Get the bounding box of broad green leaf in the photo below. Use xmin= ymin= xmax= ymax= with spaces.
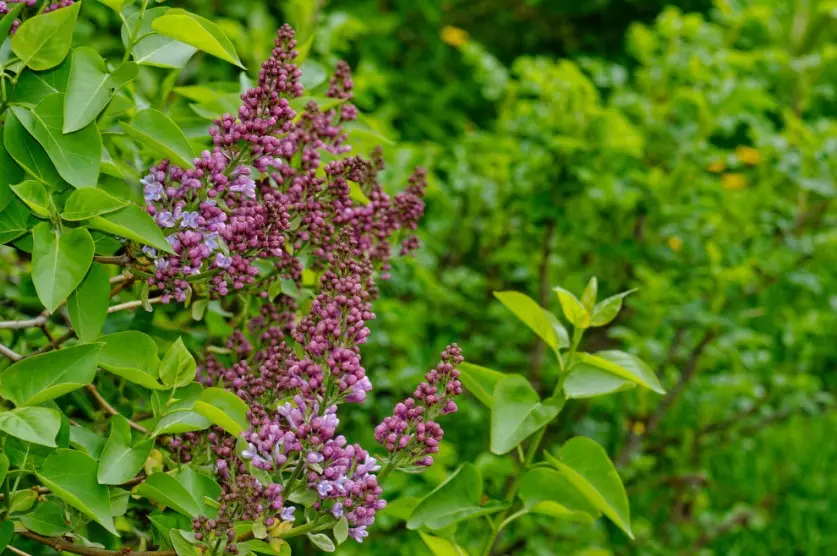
xmin=494 ymin=291 xmax=568 ymax=353
xmin=170 ymin=529 xmax=200 ymax=556
xmin=67 ymin=263 xmax=110 ymax=343
xmin=10 ymin=180 xmax=51 ymax=218
xmin=20 ymin=500 xmax=73 ymax=536
xmin=135 ymin=472 xmax=203 ymax=517
xmin=0 ymin=198 xmax=35 ymax=245
xmin=564 ymin=362 xmax=636 ymax=399
xmin=0 ymin=343 xmax=101 ymax=407
xmin=62 ymin=188 xmax=128 ymax=221
xmin=548 ymin=437 xmax=633 ymax=539
xmin=418 ymin=532 xmax=469 ymax=556
xmin=458 ymin=362 xmax=504 ymax=409
xmin=333 ymin=516 xmax=349 ymax=545
xmin=11 ymin=95 xmax=102 ymax=189
xmin=122 ymin=8 xmax=197 ymax=69
xmin=151 ymin=9 xmax=244 ymax=68
xmin=174 ymin=466 xmax=221 ymax=518
xmin=576 ymin=351 xmax=665 ymax=394
xmin=518 ymin=468 xmax=599 ymax=523
xmin=151 ymin=410 xmax=212 ymax=437
xmin=10 ymin=489 xmax=37 ymax=514
xmin=195 ymin=387 xmax=249 ymax=437
xmin=120 ymin=109 xmax=195 ymax=168
xmin=0 ymin=144 xmax=24 ymax=212
xmin=590 ymin=289 xmax=637 ymax=327
xmin=70 ymin=424 xmax=106 ymax=458
xmin=407 ymin=463 xmax=508 ymax=530
xmin=0 ymin=407 xmax=62 ymax=447
xmin=36 ymin=449 xmax=117 ymax=535
xmin=98 ymin=331 xmax=165 ymax=389
xmin=8 ymin=62 xmax=71 ymax=106
xmin=3 ymin=112 xmax=66 ymax=189
xmin=306 ymin=533 xmax=335 ymax=552
xmin=490 ymin=375 xmax=561 ymax=455
xmin=553 ymin=286 xmax=590 ymax=328
xmin=11 ymin=1 xmax=80 ymax=71
xmin=98 ymin=415 xmax=154 ymax=485
xmin=31 ymin=222 xmax=94 ymax=312
xmin=0 ymin=3 xmax=23 ymax=39
xmin=64 ymin=48 xmax=137 ymax=133
xmin=159 ymin=337 xmax=197 ymax=388
xmin=0 ymin=521 xmax=12 ymax=554
xmin=87 ymin=204 xmax=174 ymax=253
xmin=0 ymin=453 xmax=8 ymax=485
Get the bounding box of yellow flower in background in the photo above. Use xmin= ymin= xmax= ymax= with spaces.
xmin=441 ymin=26 xmax=469 ymax=48
xmin=721 ymin=172 xmax=748 ymax=190
xmin=668 ymin=236 xmax=683 ymax=252
xmin=706 ymin=160 xmax=726 ymax=173
xmin=632 ymin=421 xmax=646 ymax=436
xmin=735 ymin=145 xmax=762 ymax=165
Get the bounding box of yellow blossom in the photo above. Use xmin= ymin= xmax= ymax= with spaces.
xmin=706 ymin=160 xmax=726 ymax=173
xmin=668 ymin=236 xmax=683 ymax=252
xmin=441 ymin=26 xmax=469 ymax=48
xmin=721 ymin=172 xmax=748 ymax=190
xmin=632 ymin=421 xmax=646 ymax=435
xmin=735 ymin=145 xmax=762 ymax=165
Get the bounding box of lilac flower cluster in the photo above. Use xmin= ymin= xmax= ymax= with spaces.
xmin=375 ymin=344 xmax=464 ymax=466
xmin=139 ymin=24 xmax=424 ymax=304
xmin=159 ymin=24 xmax=464 ymax=553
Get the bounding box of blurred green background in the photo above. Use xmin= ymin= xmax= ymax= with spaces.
xmin=75 ymin=0 xmax=837 ymax=554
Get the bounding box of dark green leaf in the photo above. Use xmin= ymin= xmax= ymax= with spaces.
xmin=0 ymin=407 xmax=62 ymax=447
xmin=0 ymin=343 xmax=101 ymax=406
xmin=0 ymin=521 xmax=12 ymax=554
xmin=3 ymin=112 xmax=67 ymax=189
xmin=67 ymin=263 xmax=110 ymax=343
xmin=159 ymin=337 xmax=197 ymax=388
xmin=11 ymin=1 xmax=80 ymax=71
xmin=0 ymin=144 xmax=25 ymax=212
xmin=135 ymin=472 xmax=203 ymax=517
xmin=36 ymin=449 xmax=117 ymax=535
xmin=0 ymin=198 xmax=35 ymax=245
xmin=120 ymin=109 xmax=195 ymax=168
xmin=70 ymin=424 xmax=106 ymax=458
xmin=20 ymin=501 xmax=73 ymax=536
xmin=490 ymin=375 xmax=561 ymax=455
xmin=98 ymin=331 xmax=165 ymax=389
xmin=151 ymin=9 xmax=244 ymax=68
xmin=31 ymin=222 xmax=94 ymax=312
xmin=0 ymin=453 xmax=8 ymax=485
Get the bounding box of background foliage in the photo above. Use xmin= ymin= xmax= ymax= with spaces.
xmin=1 ymin=0 xmax=836 ymax=554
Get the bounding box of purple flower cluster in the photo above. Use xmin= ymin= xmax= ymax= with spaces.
xmin=375 ymin=344 xmax=464 ymax=466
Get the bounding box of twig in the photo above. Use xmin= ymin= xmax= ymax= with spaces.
xmin=0 ymin=343 xmax=22 ymax=361
xmin=6 ymin=546 xmax=33 ymax=556
xmin=29 ymin=331 xmax=75 ymax=356
xmin=19 ymin=532 xmax=175 ymax=556
xmin=93 ymin=255 xmax=132 ymax=265
xmin=107 ymin=297 xmax=163 ymax=314
xmin=0 ymin=315 xmax=47 ymax=330
xmin=86 ymin=384 xmax=148 ymax=434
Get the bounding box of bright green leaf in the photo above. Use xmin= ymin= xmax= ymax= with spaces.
xmin=87 ymin=204 xmax=174 ymax=253
xmin=3 ymin=112 xmax=67 ymax=189
xmin=458 ymin=362 xmax=504 ymax=409
xmin=123 ymin=8 xmax=197 ymax=69
xmin=518 ymin=468 xmax=599 ymax=523
xmin=159 ymin=337 xmax=197 ymax=388
xmin=418 ymin=532 xmax=469 ymax=556
xmin=11 ymin=1 xmax=80 ymax=71
xmin=8 ymin=62 xmax=71 ymax=107
xmin=194 ymin=387 xmax=249 ymax=437
xmin=306 ymin=533 xmax=335 ymax=552
xmin=31 ymin=222 xmax=94 ymax=312
xmin=151 ymin=410 xmax=212 ymax=437
xmin=20 ymin=500 xmax=72 ymax=536
xmin=0 ymin=198 xmax=35 ymax=245
xmin=494 ymin=291 xmax=568 ymax=352
xmin=10 ymin=180 xmax=51 ymax=218
xmin=98 ymin=415 xmax=154 ymax=485
xmin=98 ymin=331 xmax=165 ymax=389
xmin=491 ymin=375 xmax=561 ymax=455
xmin=553 ymin=286 xmax=590 ymax=328
xmin=67 ymin=263 xmax=110 ymax=343
xmin=576 ymin=351 xmax=665 ymax=394
xmin=151 ymin=9 xmax=244 ymax=68
xmin=120 ymin=109 xmax=195 ymax=168
xmin=0 ymin=407 xmax=62 ymax=447
xmin=136 ymin=472 xmax=203 ymax=517
xmin=63 ymin=47 xmax=136 ymax=133
xmin=590 ymin=289 xmax=637 ymax=327
xmin=62 ymin=188 xmax=128 ymax=221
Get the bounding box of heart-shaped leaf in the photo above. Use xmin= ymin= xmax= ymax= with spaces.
xmin=67 ymin=262 xmax=110 ymax=343
xmin=135 ymin=472 xmax=203 ymax=517
xmin=518 ymin=468 xmax=599 ymax=523
xmin=120 ymin=109 xmax=195 ymax=168
xmin=3 ymin=112 xmax=66 ymax=189
xmin=159 ymin=337 xmax=197 ymax=388
xmin=576 ymin=351 xmax=664 ymax=394
xmin=195 ymin=387 xmax=249 ymax=437
xmin=0 ymin=407 xmax=62 ymax=447
xmin=31 ymin=222 xmax=94 ymax=312
xmin=590 ymin=289 xmax=637 ymax=327
xmin=151 ymin=9 xmax=244 ymax=68
xmin=563 ymin=361 xmax=636 ymax=399
xmin=458 ymin=361 xmax=503 ymax=409
xmin=10 ymin=180 xmax=51 ymax=218
xmin=0 ymin=343 xmax=102 ymax=406
xmin=494 ymin=291 xmax=569 ymax=352
xmin=98 ymin=331 xmax=166 ymax=389
xmin=490 ymin=374 xmax=561 ymax=455
xmin=11 ymin=1 xmax=80 ymax=71
xmin=98 ymin=415 xmax=154 ymax=485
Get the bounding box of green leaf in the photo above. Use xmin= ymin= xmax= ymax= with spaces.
xmin=173 ymin=466 xmax=221 ymax=518
xmin=64 ymin=48 xmax=137 ymax=133
xmin=0 ymin=521 xmax=12 ymax=554
xmin=70 ymin=424 xmax=106 ymax=458
xmin=98 ymin=331 xmax=165 ymax=389
xmin=31 ymin=222 xmax=94 ymax=312
xmin=0 ymin=407 xmax=62 ymax=447
xmin=580 ymin=277 xmax=598 ymax=311
xmin=10 ymin=489 xmax=37 ymax=514
xmin=36 ymin=449 xmax=117 ymax=535
xmin=121 ymin=109 xmax=195 ymax=168
xmin=194 ymin=387 xmax=249 ymax=437
xmin=3 ymin=112 xmax=67 ymax=189
xmin=518 ymin=468 xmax=599 ymax=523
xmin=135 ymin=472 xmax=203 ymax=517
xmin=590 ymin=289 xmax=637 ymax=327
xmin=151 ymin=9 xmax=244 ymax=68
xmin=20 ymin=500 xmax=73 ymax=536
xmin=67 ymin=263 xmax=110 ymax=343
xmin=490 ymin=375 xmax=561 ymax=455
xmin=0 ymin=453 xmax=8 ymax=485
xmin=553 ymin=286 xmax=590 ymax=328
xmin=494 ymin=291 xmax=568 ymax=352
xmin=88 ymin=204 xmax=175 ymax=253
xmin=123 ymin=7 xmax=197 ymax=69
xmin=98 ymin=415 xmax=154 ymax=485
xmin=418 ymin=532 xmax=469 ymax=556
xmin=11 ymin=1 xmax=80 ymax=71
xmin=96 ymin=0 xmax=128 ymax=14
xmin=333 ymin=516 xmax=349 ymax=545
xmin=151 ymin=410 xmax=212 ymax=437
xmin=576 ymin=351 xmax=665 ymax=394
xmin=10 ymin=180 xmax=51 ymax=218
xmin=159 ymin=337 xmax=197 ymax=388
xmin=8 ymin=62 xmax=71 ymax=107
xmin=62 ymin=188 xmax=128 ymax=221
xmin=11 ymin=95 xmax=102 ymax=189
xmin=306 ymin=533 xmax=335 ymax=552
xmin=0 ymin=343 xmax=101 ymax=407
xmin=0 ymin=198 xmax=35 ymax=245
xmin=170 ymin=529 xmax=200 ymax=556
xmin=458 ymin=362 xmax=503 ymax=409
xmin=564 ymin=362 xmax=636 ymax=399
xmin=407 ymin=463 xmax=508 ymax=530
xmin=548 ymin=437 xmax=633 ymax=539
xmin=0 ymin=144 xmax=25 ymax=212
